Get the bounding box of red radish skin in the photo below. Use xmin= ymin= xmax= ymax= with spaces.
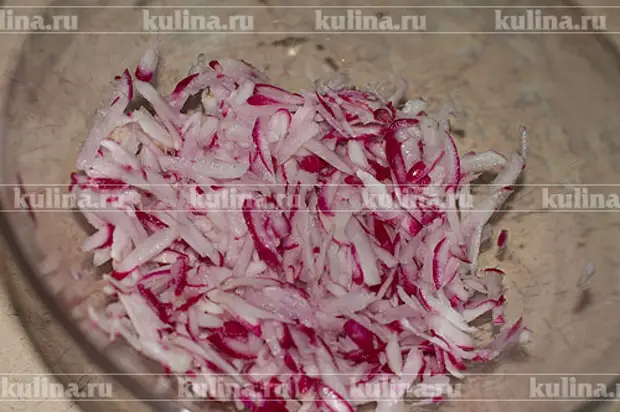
xmin=385 ymin=128 xmax=408 ymax=186
xmin=76 ymin=47 xmax=530 ymax=412
xmin=135 ymin=44 xmax=158 ymax=82
xmin=242 ymin=199 xmax=281 ymax=270
xmin=172 ymin=73 xmax=200 ymax=98
xmin=252 ymin=117 xmax=274 ymax=175
xmin=497 ymin=229 xmax=508 ymax=250
xmin=122 ymin=69 xmax=134 ymax=101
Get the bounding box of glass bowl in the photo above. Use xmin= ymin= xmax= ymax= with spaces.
xmin=2 ymin=1 xmax=620 ymax=412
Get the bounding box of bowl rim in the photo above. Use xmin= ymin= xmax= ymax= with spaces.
xmin=0 ymin=1 xmax=180 ymax=409
xmin=0 ymin=1 xmax=616 ymax=412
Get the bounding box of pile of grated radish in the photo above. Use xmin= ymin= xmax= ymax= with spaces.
xmin=74 ymin=45 xmax=530 ymax=412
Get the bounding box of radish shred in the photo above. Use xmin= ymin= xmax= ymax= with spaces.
xmin=76 ymin=47 xmax=530 ymax=411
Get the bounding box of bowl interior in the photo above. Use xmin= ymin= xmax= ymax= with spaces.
xmin=2 ymin=1 xmax=620 ymax=411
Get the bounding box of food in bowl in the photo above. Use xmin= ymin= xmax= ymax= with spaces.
xmin=74 ymin=45 xmax=530 ymax=411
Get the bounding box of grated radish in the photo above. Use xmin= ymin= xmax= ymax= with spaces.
xmin=75 ymin=47 xmax=530 ymax=411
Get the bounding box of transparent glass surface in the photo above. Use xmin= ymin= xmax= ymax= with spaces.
xmin=1 ymin=1 xmax=620 ymax=412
